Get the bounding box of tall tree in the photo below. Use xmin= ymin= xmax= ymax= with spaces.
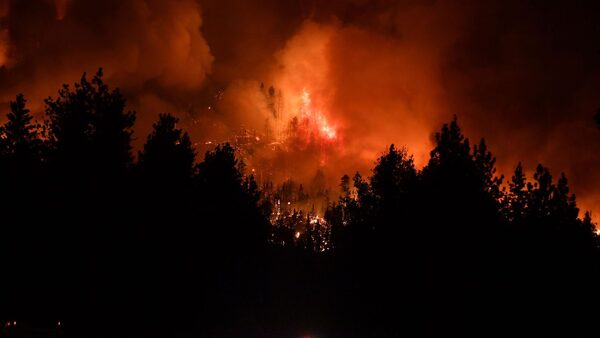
xmin=45 ymin=68 xmax=136 ymax=184
xmin=473 ymin=138 xmax=504 ymax=201
xmin=1 ymin=94 xmax=44 ymax=162
xmin=370 ymin=144 xmax=417 ymax=208
xmin=195 ymin=143 xmax=270 ymax=328
xmin=0 ymin=94 xmax=50 ymax=323
xmin=428 ymin=115 xmax=471 ymax=168
xmin=550 ymin=172 xmax=579 ymax=223
xmin=195 ymin=142 xmax=269 ymax=255
xmin=138 ymin=113 xmax=195 ymax=184
xmin=42 ymin=69 xmax=137 ymax=334
xmin=0 ymin=94 xmax=46 ymax=189
xmin=527 ymin=164 xmax=554 ymax=220
xmin=505 ymin=162 xmax=528 ymax=222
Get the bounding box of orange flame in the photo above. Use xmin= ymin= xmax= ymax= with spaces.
xmin=299 ymin=88 xmax=337 ymax=141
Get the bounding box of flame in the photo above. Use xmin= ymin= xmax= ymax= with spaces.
xmin=299 ymin=88 xmax=337 ymax=141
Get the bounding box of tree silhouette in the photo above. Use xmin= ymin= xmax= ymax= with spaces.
xmin=3 ymin=69 xmax=600 ymax=337
xmin=45 ymin=68 xmax=135 ymax=186
xmin=0 ymin=94 xmax=45 ymax=164
xmin=370 ymin=144 xmax=417 ymax=212
xmin=138 ymin=113 xmax=195 ymax=184
xmin=0 ymin=94 xmax=47 ymax=196
xmin=194 ymin=143 xmax=270 ymax=329
xmin=196 ymin=143 xmax=269 ymax=251
xmin=0 ymin=94 xmax=50 ymax=323
xmin=473 ymin=138 xmax=504 ymax=201
xmin=427 ymin=115 xmax=471 ymax=167
xmin=505 ymin=162 xmax=528 ymax=222
xmin=41 ymin=69 xmax=137 ymax=335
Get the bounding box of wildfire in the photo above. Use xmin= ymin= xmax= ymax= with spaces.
xmin=299 ymin=89 xmax=337 ymax=141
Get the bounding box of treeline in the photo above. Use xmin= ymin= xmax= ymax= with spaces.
xmin=0 ymin=70 xmax=269 ymax=337
xmin=0 ymin=70 xmax=599 ymax=337
xmin=321 ymin=119 xmax=600 ymax=336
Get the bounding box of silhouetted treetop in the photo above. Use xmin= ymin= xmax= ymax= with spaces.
xmin=197 ymin=142 xmax=242 ymax=192
xmin=527 ymin=164 xmax=554 ymax=219
xmin=422 ymin=116 xmax=505 ymax=212
xmin=0 ymin=94 xmax=45 ymax=163
xmin=370 ymin=144 xmax=417 ymax=202
xmin=525 ymin=164 xmax=579 ymax=223
xmin=45 ymin=68 xmax=136 ymax=176
xmin=473 ymin=138 xmax=504 ymax=200
xmin=505 ymin=162 xmax=528 ymax=222
xmin=429 ymin=115 xmax=471 ymax=165
xmin=138 ymin=113 xmax=195 ymax=182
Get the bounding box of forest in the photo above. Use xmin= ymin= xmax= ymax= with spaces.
xmin=1 ymin=70 xmax=600 ymax=338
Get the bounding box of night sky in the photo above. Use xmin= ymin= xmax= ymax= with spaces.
xmin=1 ymin=0 xmax=599 ymax=217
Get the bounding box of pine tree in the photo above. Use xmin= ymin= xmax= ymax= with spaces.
xmin=527 ymin=164 xmax=553 ymax=219
xmin=0 ymin=94 xmax=45 ymax=181
xmin=506 ymin=162 xmax=528 ymax=222
xmin=550 ymin=172 xmax=579 ymax=223
xmin=45 ymin=68 xmax=136 ymax=182
xmin=1 ymin=94 xmax=43 ymax=159
xmin=428 ymin=115 xmax=471 ymax=167
xmin=473 ymin=138 xmax=504 ymax=200
xmin=370 ymin=144 xmax=417 ymax=205
xmin=138 ymin=113 xmax=195 ymax=184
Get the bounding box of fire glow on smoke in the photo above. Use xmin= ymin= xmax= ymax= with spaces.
xmin=299 ymin=89 xmax=337 ymax=141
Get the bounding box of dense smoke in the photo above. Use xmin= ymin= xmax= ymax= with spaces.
xmin=0 ymin=0 xmax=599 ymax=216
xmin=0 ymin=0 xmax=213 ymax=139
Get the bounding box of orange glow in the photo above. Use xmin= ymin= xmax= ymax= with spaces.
xmin=299 ymin=88 xmax=337 ymax=142
xmin=0 ymin=2 xmax=597 ymax=220
xmin=0 ymin=0 xmax=7 ymax=68
xmin=54 ymin=0 xmax=70 ymax=20
xmin=0 ymin=41 xmax=6 ymax=67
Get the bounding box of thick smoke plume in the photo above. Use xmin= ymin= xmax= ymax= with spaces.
xmin=0 ymin=0 xmax=599 ymax=217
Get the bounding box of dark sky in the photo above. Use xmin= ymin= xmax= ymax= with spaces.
xmin=0 ymin=0 xmax=599 ymax=217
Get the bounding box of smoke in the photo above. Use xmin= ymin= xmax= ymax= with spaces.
xmin=0 ymin=0 xmax=599 ymax=217
xmin=0 ymin=0 xmax=8 ymax=67
xmin=0 ymin=0 xmax=213 ymax=141
xmin=54 ymin=0 xmax=69 ymax=20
